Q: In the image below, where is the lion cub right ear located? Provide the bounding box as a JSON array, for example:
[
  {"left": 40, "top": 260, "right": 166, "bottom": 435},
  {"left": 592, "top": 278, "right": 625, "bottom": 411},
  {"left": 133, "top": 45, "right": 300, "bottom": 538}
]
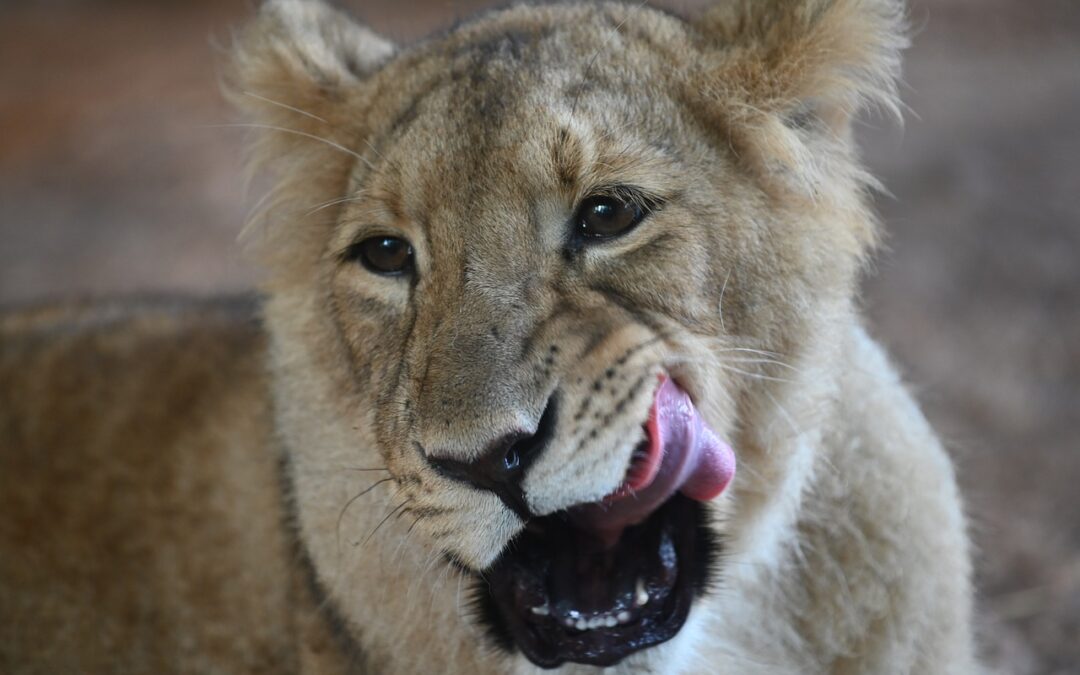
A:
[
  {"left": 224, "top": 0, "right": 395, "bottom": 278},
  {"left": 225, "top": 0, "right": 395, "bottom": 146}
]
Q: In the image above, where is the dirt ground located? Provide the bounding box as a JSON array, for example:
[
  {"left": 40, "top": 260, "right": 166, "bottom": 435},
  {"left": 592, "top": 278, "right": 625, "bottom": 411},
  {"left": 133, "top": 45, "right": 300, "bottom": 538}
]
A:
[{"left": 1, "top": 0, "right": 1077, "bottom": 672}]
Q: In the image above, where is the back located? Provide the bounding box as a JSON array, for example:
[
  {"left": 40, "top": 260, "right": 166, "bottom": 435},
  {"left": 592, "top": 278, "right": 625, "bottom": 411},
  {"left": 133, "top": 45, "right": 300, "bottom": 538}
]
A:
[{"left": 0, "top": 297, "right": 294, "bottom": 673}]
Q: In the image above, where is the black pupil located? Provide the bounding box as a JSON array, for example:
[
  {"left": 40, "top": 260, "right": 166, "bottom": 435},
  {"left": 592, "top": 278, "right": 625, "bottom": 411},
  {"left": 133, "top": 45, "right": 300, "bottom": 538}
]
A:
[
  {"left": 579, "top": 196, "right": 639, "bottom": 238},
  {"left": 359, "top": 237, "right": 412, "bottom": 274}
]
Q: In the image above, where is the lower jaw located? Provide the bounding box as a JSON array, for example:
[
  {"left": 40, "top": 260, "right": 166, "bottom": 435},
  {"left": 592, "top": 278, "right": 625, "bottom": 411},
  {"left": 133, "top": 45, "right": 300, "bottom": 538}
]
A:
[{"left": 474, "top": 495, "right": 722, "bottom": 669}]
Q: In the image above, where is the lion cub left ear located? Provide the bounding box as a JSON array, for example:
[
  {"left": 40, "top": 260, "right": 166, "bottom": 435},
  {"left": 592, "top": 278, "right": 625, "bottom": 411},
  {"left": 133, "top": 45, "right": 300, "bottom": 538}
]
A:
[
  {"left": 225, "top": 0, "right": 395, "bottom": 142},
  {"left": 693, "top": 0, "right": 907, "bottom": 200}
]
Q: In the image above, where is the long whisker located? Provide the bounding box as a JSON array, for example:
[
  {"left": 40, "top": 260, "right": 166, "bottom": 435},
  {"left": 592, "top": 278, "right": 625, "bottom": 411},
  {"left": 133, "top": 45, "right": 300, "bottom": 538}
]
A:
[
  {"left": 305, "top": 193, "right": 368, "bottom": 216},
  {"left": 335, "top": 477, "right": 394, "bottom": 555},
  {"left": 242, "top": 90, "right": 328, "bottom": 123},
  {"left": 665, "top": 355, "right": 797, "bottom": 384},
  {"left": 705, "top": 345, "right": 786, "bottom": 358},
  {"left": 716, "top": 364, "right": 795, "bottom": 384},
  {"left": 354, "top": 499, "right": 413, "bottom": 548},
  {"left": 205, "top": 123, "right": 375, "bottom": 171},
  {"left": 721, "top": 356, "right": 803, "bottom": 373}
]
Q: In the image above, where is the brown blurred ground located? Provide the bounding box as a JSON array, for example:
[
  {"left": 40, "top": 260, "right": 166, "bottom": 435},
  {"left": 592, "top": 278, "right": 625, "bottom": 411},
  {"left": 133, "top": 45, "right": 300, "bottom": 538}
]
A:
[{"left": 1, "top": 0, "right": 1077, "bottom": 672}]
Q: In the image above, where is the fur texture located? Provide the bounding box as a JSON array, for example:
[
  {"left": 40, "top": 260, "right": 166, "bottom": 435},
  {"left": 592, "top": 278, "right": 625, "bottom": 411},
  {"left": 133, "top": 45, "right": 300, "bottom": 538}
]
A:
[{"left": 0, "top": 1, "right": 975, "bottom": 673}]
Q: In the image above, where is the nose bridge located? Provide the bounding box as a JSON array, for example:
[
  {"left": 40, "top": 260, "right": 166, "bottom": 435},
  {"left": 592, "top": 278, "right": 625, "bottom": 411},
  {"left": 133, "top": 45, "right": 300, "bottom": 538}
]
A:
[{"left": 412, "top": 279, "right": 541, "bottom": 461}]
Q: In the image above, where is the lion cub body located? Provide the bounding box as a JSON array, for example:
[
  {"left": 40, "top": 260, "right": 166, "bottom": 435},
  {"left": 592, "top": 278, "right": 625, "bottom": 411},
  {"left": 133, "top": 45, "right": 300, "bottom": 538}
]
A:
[{"left": 1, "top": 1, "right": 974, "bottom": 673}]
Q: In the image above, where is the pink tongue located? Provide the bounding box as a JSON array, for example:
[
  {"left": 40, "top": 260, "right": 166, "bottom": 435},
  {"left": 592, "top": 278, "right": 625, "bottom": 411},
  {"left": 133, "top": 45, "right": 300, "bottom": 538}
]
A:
[{"left": 570, "top": 376, "right": 736, "bottom": 547}]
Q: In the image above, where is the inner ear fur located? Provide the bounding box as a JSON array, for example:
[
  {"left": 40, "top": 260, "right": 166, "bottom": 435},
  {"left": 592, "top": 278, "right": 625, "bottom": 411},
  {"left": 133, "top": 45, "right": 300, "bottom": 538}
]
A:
[
  {"left": 224, "top": 0, "right": 395, "bottom": 282},
  {"left": 692, "top": 0, "right": 907, "bottom": 205}
]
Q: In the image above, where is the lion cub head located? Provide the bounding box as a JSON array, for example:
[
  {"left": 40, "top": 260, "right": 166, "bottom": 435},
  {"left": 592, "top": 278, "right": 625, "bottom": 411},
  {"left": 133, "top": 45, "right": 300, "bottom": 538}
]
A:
[{"left": 229, "top": 0, "right": 904, "bottom": 669}]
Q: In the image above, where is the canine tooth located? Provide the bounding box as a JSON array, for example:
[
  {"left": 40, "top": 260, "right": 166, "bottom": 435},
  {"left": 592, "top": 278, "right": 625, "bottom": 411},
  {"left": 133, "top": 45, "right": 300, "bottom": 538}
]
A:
[
  {"left": 605, "top": 616, "right": 618, "bottom": 628},
  {"left": 635, "top": 578, "right": 649, "bottom": 607},
  {"left": 530, "top": 605, "right": 549, "bottom": 616},
  {"left": 575, "top": 618, "right": 588, "bottom": 631},
  {"left": 617, "top": 611, "right": 631, "bottom": 624}
]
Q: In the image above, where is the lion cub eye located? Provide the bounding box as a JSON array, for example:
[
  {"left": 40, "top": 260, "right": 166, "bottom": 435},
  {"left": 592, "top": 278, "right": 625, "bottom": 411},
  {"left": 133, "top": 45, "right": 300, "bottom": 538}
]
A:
[
  {"left": 575, "top": 195, "right": 645, "bottom": 239},
  {"left": 352, "top": 236, "right": 414, "bottom": 276}
]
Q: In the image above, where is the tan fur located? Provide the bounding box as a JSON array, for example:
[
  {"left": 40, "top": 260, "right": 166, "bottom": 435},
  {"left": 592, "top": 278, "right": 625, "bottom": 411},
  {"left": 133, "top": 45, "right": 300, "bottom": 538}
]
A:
[{"left": 1, "top": 1, "right": 975, "bottom": 672}]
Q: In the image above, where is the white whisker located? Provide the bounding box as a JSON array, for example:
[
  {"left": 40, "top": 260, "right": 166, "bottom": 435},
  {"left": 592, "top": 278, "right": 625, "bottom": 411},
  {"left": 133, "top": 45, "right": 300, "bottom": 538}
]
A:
[
  {"left": 205, "top": 123, "right": 375, "bottom": 171},
  {"left": 242, "top": 90, "right": 328, "bottom": 123},
  {"left": 718, "top": 267, "right": 732, "bottom": 332},
  {"left": 305, "top": 193, "right": 368, "bottom": 216}
]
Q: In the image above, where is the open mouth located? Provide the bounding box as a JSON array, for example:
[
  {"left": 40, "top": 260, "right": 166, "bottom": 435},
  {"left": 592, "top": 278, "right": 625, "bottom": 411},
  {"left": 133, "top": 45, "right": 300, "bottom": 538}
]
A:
[{"left": 475, "top": 377, "right": 736, "bottom": 668}]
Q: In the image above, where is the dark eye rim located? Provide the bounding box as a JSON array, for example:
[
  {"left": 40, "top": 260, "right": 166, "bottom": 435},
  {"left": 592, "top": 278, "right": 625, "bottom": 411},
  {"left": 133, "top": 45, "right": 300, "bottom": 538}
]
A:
[
  {"left": 343, "top": 235, "right": 416, "bottom": 277},
  {"left": 570, "top": 185, "right": 664, "bottom": 245}
]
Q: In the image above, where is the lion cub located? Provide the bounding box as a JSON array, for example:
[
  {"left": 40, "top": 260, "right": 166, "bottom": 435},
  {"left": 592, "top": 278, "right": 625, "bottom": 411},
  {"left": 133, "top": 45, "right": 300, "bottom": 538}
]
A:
[{"left": 0, "top": 0, "right": 975, "bottom": 673}]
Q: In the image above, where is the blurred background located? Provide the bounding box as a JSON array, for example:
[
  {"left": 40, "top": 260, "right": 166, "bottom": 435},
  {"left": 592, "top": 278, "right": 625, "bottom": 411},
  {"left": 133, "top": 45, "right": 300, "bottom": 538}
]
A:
[{"left": 1, "top": 0, "right": 1077, "bottom": 671}]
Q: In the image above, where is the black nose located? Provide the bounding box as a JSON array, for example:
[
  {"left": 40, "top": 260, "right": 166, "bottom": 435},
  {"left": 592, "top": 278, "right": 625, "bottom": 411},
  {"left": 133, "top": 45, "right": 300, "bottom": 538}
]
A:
[{"left": 428, "top": 394, "right": 558, "bottom": 520}]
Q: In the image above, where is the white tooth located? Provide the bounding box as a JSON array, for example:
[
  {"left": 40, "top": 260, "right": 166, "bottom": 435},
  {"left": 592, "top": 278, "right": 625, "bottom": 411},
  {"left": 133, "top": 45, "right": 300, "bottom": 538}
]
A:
[
  {"left": 593, "top": 617, "right": 608, "bottom": 629},
  {"left": 605, "top": 616, "right": 618, "bottom": 628},
  {"left": 564, "top": 618, "right": 574, "bottom": 628},
  {"left": 567, "top": 609, "right": 581, "bottom": 619},
  {"left": 635, "top": 578, "right": 649, "bottom": 607},
  {"left": 575, "top": 618, "right": 588, "bottom": 631},
  {"left": 617, "top": 611, "right": 631, "bottom": 624},
  {"left": 530, "top": 605, "right": 549, "bottom": 616}
]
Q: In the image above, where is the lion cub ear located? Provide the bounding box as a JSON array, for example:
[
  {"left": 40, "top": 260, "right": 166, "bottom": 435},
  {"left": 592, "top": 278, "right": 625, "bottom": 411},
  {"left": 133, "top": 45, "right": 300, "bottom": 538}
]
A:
[
  {"left": 693, "top": 0, "right": 906, "bottom": 200},
  {"left": 226, "top": 0, "right": 394, "bottom": 138},
  {"left": 224, "top": 0, "right": 395, "bottom": 277}
]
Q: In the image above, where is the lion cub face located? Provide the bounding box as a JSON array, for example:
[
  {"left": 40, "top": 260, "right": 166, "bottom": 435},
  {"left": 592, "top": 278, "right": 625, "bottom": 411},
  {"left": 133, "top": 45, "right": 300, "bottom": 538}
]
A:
[{"left": 231, "top": 0, "right": 902, "bottom": 667}]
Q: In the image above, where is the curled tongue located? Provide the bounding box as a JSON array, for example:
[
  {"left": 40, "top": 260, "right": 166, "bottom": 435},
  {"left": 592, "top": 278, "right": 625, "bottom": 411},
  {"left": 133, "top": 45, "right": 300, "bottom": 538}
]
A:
[{"left": 570, "top": 376, "right": 736, "bottom": 547}]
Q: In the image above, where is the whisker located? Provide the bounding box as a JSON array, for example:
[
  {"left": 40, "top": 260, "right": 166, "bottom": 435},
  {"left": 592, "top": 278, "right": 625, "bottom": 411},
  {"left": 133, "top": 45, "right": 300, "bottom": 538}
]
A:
[
  {"left": 305, "top": 193, "right": 368, "bottom": 216},
  {"left": 721, "top": 357, "right": 803, "bottom": 373},
  {"left": 242, "top": 90, "right": 328, "bottom": 123},
  {"left": 354, "top": 499, "right": 413, "bottom": 548},
  {"left": 665, "top": 354, "right": 797, "bottom": 384},
  {"left": 717, "top": 364, "right": 795, "bottom": 384},
  {"left": 709, "top": 346, "right": 785, "bottom": 358},
  {"left": 428, "top": 555, "right": 456, "bottom": 615},
  {"left": 386, "top": 511, "right": 423, "bottom": 577},
  {"left": 335, "top": 477, "right": 394, "bottom": 556},
  {"left": 205, "top": 123, "right": 375, "bottom": 170},
  {"left": 362, "top": 137, "right": 387, "bottom": 162},
  {"left": 765, "top": 390, "right": 803, "bottom": 439},
  {"left": 718, "top": 267, "right": 732, "bottom": 332}
]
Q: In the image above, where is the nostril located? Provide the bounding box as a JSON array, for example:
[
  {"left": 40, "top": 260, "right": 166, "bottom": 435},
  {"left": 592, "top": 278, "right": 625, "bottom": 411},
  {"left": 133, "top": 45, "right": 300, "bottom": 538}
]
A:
[
  {"left": 509, "top": 392, "right": 558, "bottom": 471},
  {"left": 425, "top": 393, "right": 559, "bottom": 521},
  {"left": 485, "top": 430, "right": 530, "bottom": 475},
  {"left": 503, "top": 445, "right": 521, "bottom": 472}
]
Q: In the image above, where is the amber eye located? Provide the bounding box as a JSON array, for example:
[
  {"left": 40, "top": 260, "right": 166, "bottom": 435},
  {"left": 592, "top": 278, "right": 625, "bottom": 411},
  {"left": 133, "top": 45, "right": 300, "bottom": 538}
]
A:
[
  {"left": 353, "top": 236, "right": 414, "bottom": 275},
  {"left": 576, "top": 194, "right": 644, "bottom": 239}
]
